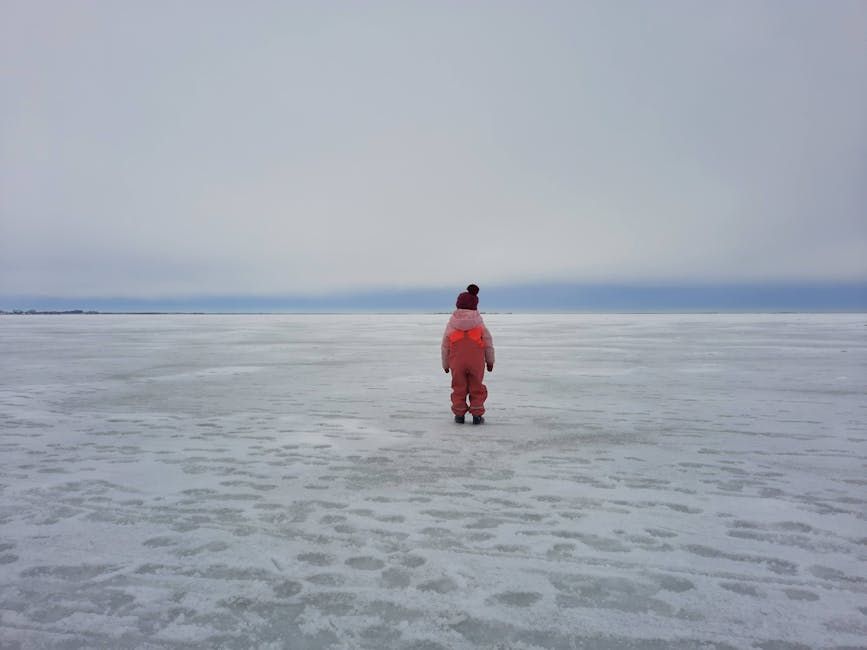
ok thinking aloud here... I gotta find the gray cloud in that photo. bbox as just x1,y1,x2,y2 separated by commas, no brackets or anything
2,1,865,297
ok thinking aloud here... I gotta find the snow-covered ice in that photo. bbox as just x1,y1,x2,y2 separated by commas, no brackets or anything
1,313,865,649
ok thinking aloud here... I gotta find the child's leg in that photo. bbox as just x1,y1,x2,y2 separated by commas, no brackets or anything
467,365,487,416
450,366,470,416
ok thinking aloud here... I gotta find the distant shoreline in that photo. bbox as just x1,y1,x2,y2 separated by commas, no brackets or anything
3,283,864,315
2,310,865,316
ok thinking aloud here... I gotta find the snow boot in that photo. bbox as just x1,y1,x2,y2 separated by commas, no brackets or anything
454,415,465,424
472,415,485,425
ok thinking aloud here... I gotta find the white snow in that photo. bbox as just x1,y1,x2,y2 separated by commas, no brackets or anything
1,313,865,650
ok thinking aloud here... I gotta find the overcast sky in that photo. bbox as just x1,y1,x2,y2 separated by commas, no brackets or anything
1,1,865,299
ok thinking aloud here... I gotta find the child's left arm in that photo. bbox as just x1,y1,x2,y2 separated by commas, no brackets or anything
483,326,495,371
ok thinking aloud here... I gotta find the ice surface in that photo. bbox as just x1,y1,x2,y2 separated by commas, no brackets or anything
1,313,865,649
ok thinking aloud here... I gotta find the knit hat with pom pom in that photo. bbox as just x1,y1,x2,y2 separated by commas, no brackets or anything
455,284,480,310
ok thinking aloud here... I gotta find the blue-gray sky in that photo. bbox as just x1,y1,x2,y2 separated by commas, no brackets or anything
1,1,865,299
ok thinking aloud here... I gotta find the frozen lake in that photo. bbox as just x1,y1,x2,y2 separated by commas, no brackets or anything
1,314,865,649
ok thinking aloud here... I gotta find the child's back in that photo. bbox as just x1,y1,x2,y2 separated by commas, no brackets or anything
441,285,495,424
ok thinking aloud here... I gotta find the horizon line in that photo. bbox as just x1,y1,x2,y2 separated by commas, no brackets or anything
3,309,867,316
2,281,865,313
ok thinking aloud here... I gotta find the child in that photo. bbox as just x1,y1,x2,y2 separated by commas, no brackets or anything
441,284,495,424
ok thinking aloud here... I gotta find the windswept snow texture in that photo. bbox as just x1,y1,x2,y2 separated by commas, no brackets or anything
1,314,865,650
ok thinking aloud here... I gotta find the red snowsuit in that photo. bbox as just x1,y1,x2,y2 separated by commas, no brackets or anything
441,309,496,417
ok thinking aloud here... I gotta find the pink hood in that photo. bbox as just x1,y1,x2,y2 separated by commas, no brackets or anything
441,309,495,370
447,308,485,332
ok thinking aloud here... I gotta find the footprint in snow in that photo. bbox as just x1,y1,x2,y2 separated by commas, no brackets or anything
720,581,764,597
490,591,543,607
417,577,457,594
297,552,335,567
345,556,385,570
305,573,345,586
381,567,412,588
784,588,819,601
